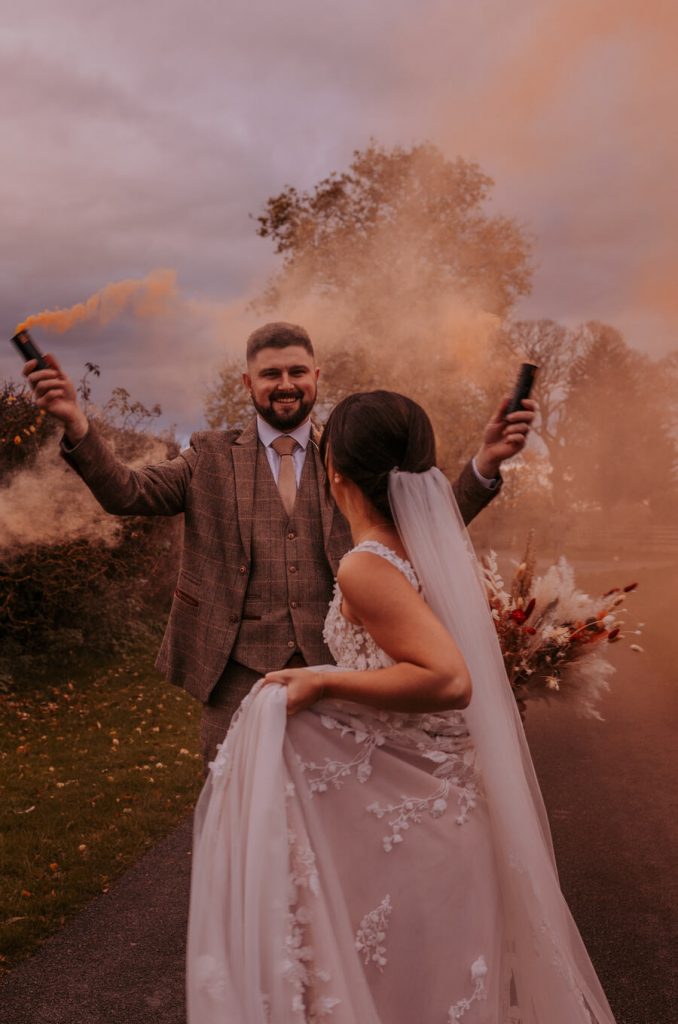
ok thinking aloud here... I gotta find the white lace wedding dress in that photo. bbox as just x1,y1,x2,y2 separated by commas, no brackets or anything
187,541,510,1023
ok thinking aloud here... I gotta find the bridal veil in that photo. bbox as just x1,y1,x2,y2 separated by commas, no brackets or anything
388,467,616,1024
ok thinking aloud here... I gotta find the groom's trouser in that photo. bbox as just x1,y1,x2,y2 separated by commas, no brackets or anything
200,654,307,772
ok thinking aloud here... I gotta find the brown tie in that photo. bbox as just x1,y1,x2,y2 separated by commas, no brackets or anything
271,435,299,517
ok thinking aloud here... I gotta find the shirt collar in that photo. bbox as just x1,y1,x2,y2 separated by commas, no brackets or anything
256,415,312,451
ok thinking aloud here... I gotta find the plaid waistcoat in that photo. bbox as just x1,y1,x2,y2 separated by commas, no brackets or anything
230,438,337,674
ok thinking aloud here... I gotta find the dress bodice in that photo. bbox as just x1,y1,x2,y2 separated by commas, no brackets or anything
323,540,422,671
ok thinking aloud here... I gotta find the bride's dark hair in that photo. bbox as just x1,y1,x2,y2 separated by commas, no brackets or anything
319,390,437,522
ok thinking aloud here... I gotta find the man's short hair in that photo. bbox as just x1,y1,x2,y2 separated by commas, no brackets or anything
246,322,315,362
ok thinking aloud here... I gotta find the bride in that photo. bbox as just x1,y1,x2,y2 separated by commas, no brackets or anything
187,390,617,1024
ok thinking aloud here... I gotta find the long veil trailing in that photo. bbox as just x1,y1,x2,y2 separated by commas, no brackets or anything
388,467,616,1024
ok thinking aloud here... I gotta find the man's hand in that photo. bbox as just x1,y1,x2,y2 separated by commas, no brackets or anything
474,397,537,480
23,355,89,444
263,668,325,715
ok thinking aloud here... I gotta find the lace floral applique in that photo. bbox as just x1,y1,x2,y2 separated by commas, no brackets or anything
367,780,452,852
284,806,341,1018
423,745,480,825
355,894,392,971
448,956,489,1021
323,541,421,671
366,745,480,851
297,715,386,792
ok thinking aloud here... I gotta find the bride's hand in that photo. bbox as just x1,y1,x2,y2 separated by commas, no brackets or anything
263,668,326,715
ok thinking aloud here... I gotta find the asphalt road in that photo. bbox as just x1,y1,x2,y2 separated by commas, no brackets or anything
1,561,676,1024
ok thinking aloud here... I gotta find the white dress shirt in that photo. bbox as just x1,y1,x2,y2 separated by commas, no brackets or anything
256,414,498,491
256,415,313,487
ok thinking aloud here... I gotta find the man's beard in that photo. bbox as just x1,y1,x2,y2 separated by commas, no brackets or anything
251,387,316,431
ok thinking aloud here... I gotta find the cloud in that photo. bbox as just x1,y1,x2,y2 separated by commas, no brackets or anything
1,0,676,437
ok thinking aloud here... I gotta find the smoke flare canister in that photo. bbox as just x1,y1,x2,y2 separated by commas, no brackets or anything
11,328,49,371
506,362,538,415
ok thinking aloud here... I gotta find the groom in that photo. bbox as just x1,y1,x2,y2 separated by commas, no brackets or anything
25,322,534,766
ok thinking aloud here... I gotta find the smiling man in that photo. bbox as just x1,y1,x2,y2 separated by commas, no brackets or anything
245,323,319,430
25,321,534,767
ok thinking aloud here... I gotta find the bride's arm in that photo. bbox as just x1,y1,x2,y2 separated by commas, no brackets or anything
265,552,472,715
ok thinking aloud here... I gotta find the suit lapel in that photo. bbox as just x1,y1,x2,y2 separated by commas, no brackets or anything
232,418,259,557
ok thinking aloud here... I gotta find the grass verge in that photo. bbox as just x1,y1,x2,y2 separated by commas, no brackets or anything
0,652,203,973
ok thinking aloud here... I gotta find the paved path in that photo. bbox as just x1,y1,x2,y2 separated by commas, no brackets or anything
0,819,192,1024
1,563,676,1024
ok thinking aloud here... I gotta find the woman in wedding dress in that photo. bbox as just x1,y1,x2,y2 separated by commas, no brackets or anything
187,391,618,1024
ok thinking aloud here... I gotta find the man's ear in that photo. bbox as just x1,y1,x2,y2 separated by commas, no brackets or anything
242,371,252,390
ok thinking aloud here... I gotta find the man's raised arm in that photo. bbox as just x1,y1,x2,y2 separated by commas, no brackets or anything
24,354,194,517
452,397,536,526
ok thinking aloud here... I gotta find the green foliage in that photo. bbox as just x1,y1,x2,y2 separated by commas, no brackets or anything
0,514,180,685
0,369,181,687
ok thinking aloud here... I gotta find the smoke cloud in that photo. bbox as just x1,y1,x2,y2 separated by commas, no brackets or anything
0,436,171,551
16,269,180,335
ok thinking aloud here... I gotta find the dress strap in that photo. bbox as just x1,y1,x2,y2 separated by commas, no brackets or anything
347,540,421,591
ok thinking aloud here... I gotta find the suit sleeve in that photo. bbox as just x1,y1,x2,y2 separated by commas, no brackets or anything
59,420,197,516
452,460,502,526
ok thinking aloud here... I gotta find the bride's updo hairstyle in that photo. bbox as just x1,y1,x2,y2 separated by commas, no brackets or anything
319,390,437,522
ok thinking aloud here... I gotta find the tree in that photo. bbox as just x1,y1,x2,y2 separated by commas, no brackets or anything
496,318,587,502
555,323,677,514
207,141,534,469
255,141,532,324
204,362,254,433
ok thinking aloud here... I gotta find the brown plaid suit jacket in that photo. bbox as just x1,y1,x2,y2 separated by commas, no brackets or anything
61,416,500,702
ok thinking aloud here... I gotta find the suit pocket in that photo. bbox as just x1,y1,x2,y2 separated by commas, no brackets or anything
173,569,201,607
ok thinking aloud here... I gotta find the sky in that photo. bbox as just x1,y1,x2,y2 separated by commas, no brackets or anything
1,0,676,440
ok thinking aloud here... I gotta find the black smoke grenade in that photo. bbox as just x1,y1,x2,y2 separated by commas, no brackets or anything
11,328,49,371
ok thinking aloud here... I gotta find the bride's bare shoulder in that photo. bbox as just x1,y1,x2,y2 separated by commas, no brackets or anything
337,548,417,602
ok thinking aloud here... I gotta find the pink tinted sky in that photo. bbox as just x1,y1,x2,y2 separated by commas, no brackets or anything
1,0,676,436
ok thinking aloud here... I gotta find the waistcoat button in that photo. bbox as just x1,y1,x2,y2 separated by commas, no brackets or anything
290,601,298,609
287,640,295,649
289,565,297,573
229,613,238,623
239,565,247,575
287,531,296,540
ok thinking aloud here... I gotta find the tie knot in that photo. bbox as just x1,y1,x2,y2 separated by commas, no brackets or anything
271,435,298,458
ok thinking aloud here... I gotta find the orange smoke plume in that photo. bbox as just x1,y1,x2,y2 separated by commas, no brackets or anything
16,268,178,334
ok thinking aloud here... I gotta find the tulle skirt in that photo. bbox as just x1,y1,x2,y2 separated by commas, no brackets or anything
187,677,510,1023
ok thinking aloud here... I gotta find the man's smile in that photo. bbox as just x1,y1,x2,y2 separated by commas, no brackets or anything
271,393,302,406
